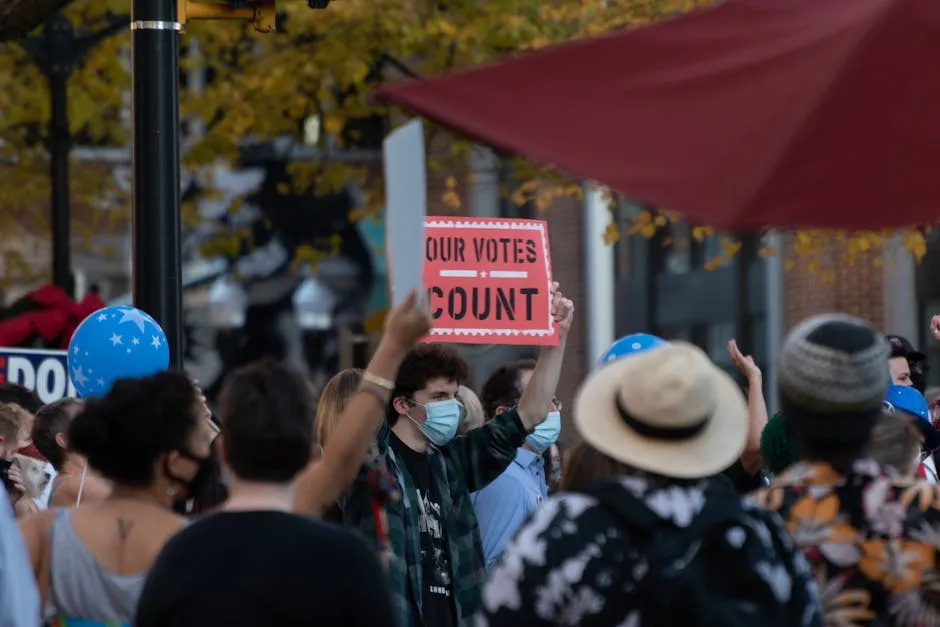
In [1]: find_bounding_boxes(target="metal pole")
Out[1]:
[21,16,127,300]
[45,15,74,297]
[130,0,184,368]
[583,184,615,366]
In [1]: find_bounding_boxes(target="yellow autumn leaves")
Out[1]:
[604,208,929,279]
[0,0,929,285]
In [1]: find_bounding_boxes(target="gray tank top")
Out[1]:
[48,509,148,624]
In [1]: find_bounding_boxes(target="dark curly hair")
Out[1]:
[387,344,470,425]
[0,383,42,413]
[33,398,83,471]
[480,359,536,420]
[68,371,200,486]
[218,359,315,483]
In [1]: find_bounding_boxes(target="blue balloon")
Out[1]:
[67,306,170,398]
[596,333,668,369]
[884,384,940,452]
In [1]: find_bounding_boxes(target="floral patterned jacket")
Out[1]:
[751,459,940,627]
[478,474,822,626]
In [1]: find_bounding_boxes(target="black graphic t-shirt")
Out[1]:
[390,433,455,627]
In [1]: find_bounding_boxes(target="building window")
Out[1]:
[663,221,691,275]
[498,163,535,219]
[660,326,692,342]
[614,201,645,282]
[699,232,732,269]
[706,321,736,368]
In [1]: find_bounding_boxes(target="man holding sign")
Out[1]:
[341,283,574,627]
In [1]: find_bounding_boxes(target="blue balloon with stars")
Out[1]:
[596,333,668,369]
[67,306,170,398]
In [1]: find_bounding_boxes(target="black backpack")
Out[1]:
[581,481,800,627]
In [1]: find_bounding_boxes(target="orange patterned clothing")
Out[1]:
[751,460,940,627]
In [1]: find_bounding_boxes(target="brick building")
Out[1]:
[613,220,935,415]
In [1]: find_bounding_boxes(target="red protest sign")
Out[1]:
[422,218,557,345]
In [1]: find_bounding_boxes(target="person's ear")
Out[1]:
[494,406,509,418]
[163,449,193,485]
[55,432,67,450]
[392,396,411,416]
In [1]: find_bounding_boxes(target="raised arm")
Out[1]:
[293,291,431,517]
[517,283,574,431]
[728,339,767,474]
[447,285,574,491]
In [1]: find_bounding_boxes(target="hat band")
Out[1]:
[616,396,709,440]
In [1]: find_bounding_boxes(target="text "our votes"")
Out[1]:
[425,235,542,324]
[425,236,538,264]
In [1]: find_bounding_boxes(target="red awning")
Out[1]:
[376,0,940,231]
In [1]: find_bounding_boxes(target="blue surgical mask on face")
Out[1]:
[410,399,462,446]
[526,410,561,454]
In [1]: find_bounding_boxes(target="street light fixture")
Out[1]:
[19,12,128,297]
[205,276,248,329]
[292,275,335,331]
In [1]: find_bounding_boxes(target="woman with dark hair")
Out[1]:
[32,399,112,509]
[173,382,228,517]
[17,371,216,625]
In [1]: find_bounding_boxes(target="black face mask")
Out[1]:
[169,445,228,516]
[166,449,215,500]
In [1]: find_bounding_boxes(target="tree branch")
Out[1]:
[0,0,76,42]
[376,53,422,80]
[74,14,128,59]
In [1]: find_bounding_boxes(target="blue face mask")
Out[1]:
[526,410,561,454]
[411,399,461,446]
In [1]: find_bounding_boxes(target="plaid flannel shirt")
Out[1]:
[342,409,528,627]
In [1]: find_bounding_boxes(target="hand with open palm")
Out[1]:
[727,339,761,383]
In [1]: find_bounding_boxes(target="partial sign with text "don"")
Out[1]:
[422,218,557,345]
[0,348,76,404]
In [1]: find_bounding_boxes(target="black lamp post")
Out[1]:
[19,12,126,298]
[130,0,184,367]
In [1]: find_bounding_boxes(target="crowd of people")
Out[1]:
[1,283,940,626]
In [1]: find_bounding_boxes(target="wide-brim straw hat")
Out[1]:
[575,341,748,479]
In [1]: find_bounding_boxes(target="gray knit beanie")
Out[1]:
[778,313,890,442]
